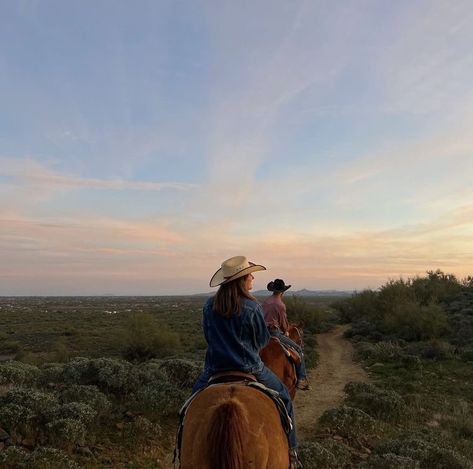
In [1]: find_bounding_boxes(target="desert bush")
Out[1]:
[159,358,201,389]
[460,348,473,362]
[375,437,473,469]
[355,341,405,364]
[405,340,455,360]
[285,296,324,333]
[121,312,180,361]
[134,360,168,386]
[0,387,58,417]
[360,453,420,469]
[0,388,58,441]
[46,418,87,448]
[0,403,35,439]
[28,446,80,468]
[344,320,383,341]
[383,301,448,341]
[123,415,162,448]
[412,270,463,305]
[297,441,340,468]
[333,289,378,324]
[344,381,406,422]
[318,406,376,438]
[89,358,136,395]
[298,440,351,468]
[46,402,97,425]
[59,384,111,414]
[39,363,65,385]
[0,361,40,386]
[135,381,186,418]
[62,357,91,384]
[1,340,21,353]
[0,445,29,466]
[62,357,136,395]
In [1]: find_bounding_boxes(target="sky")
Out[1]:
[1,0,473,295]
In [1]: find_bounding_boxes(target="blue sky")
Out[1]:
[1,0,473,294]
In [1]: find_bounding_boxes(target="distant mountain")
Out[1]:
[253,289,353,297]
[193,289,353,298]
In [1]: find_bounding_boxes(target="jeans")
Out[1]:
[192,365,298,449]
[269,329,307,380]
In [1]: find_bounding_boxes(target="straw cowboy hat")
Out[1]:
[209,256,266,287]
[267,278,291,292]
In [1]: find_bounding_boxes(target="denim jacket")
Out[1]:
[201,296,270,374]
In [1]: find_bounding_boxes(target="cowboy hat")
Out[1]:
[209,256,266,287]
[267,278,291,292]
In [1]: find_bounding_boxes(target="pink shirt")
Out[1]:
[262,294,289,333]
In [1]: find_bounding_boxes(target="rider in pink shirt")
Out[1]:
[262,278,310,391]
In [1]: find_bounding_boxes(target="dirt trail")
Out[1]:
[294,324,369,439]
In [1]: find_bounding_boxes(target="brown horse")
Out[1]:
[180,383,289,469]
[260,325,303,400]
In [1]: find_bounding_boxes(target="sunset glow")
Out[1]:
[1,1,473,295]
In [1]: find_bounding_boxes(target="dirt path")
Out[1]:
[294,324,370,439]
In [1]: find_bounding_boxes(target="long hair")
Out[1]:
[213,275,256,318]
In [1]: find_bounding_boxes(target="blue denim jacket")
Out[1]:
[201,296,270,374]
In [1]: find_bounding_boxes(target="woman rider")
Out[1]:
[192,256,302,468]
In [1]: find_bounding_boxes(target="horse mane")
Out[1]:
[207,396,249,469]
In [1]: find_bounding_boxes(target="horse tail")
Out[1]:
[207,396,249,469]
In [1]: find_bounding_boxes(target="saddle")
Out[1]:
[208,370,257,384]
[173,373,293,468]
[273,338,302,365]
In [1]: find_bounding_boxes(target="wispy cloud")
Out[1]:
[0,157,198,192]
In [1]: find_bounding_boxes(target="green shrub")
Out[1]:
[0,361,40,386]
[298,440,351,468]
[28,447,80,468]
[159,358,201,389]
[59,384,111,414]
[0,388,58,417]
[405,340,455,360]
[0,403,35,439]
[46,418,87,448]
[124,415,162,448]
[376,437,473,469]
[1,340,21,353]
[121,312,180,361]
[39,363,65,385]
[344,381,407,422]
[0,445,29,466]
[285,296,324,333]
[0,388,58,441]
[135,381,186,418]
[62,357,136,395]
[134,360,167,386]
[318,406,376,438]
[355,341,406,364]
[383,301,448,341]
[46,402,97,425]
[360,453,420,469]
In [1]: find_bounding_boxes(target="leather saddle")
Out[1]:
[273,337,301,365]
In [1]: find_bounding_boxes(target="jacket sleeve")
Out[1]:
[252,304,270,350]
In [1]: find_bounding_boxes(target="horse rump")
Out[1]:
[207,397,249,469]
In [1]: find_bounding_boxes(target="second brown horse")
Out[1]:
[260,325,303,400]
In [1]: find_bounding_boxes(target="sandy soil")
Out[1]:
[294,324,370,440]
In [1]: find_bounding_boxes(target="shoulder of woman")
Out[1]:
[204,296,214,310]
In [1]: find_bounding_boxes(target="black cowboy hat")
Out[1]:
[267,279,291,292]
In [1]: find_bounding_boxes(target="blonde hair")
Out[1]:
[213,275,256,318]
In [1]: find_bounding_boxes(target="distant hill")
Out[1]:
[194,289,353,297]
[253,289,353,297]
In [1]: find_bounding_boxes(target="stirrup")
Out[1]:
[289,449,303,469]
